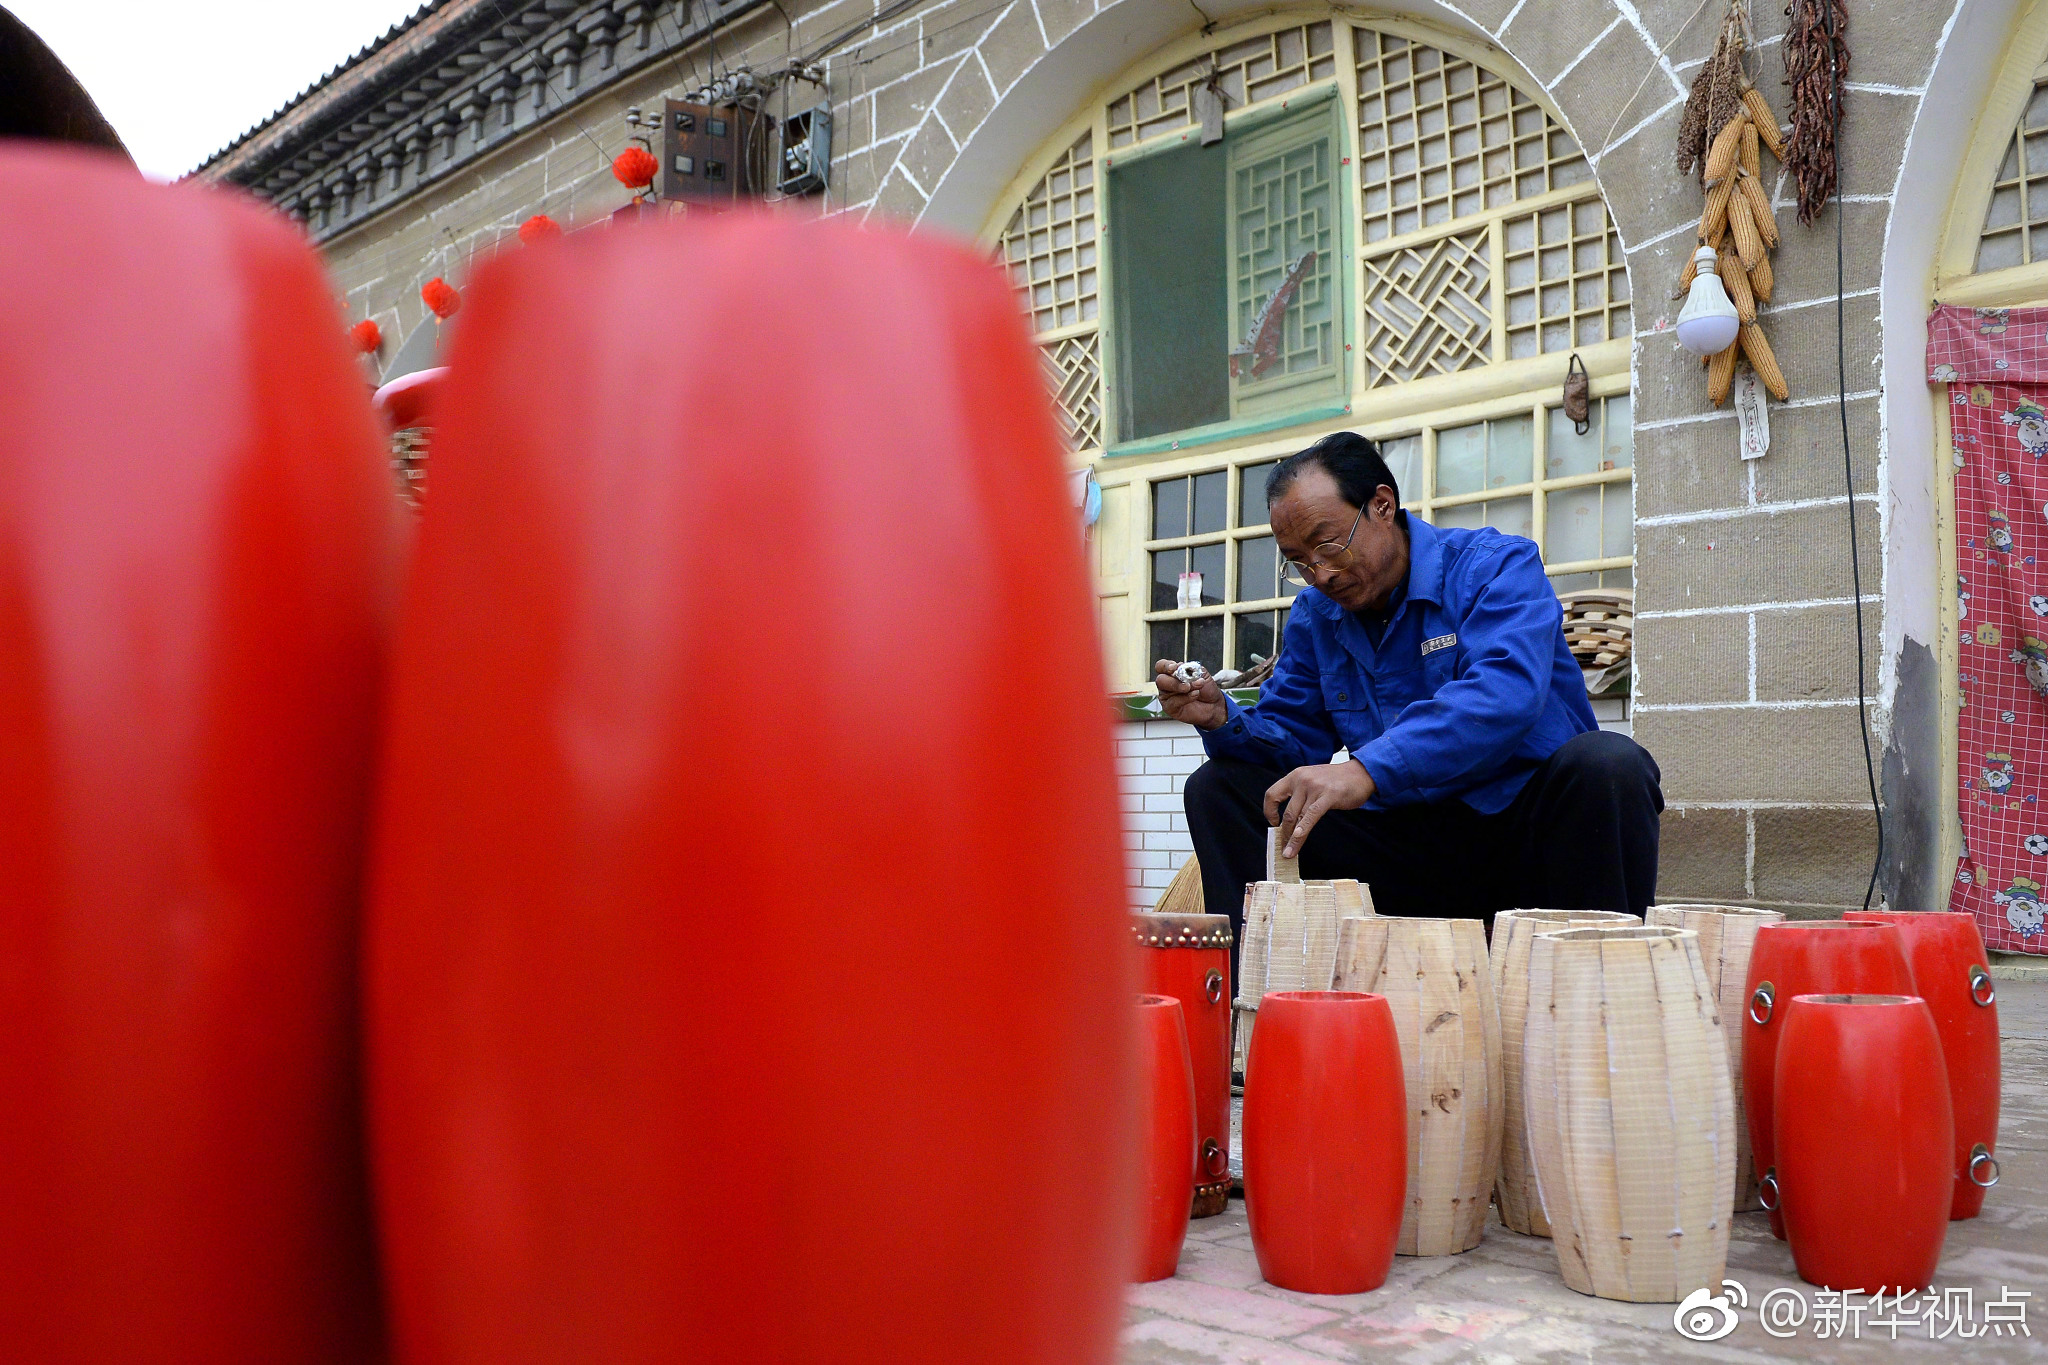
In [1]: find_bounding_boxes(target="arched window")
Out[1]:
[986,13,1633,688]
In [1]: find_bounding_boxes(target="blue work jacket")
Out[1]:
[1202,514,1597,813]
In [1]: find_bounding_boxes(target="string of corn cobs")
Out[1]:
[1674,5,1790,405]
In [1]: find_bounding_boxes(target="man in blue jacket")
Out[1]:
[1157,432,1662,939]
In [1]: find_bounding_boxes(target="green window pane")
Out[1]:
[1238,535,1279,602]
[1546,485,1601,563]
[1487,494,1533,540]
[1193,470,1228,534]
[1601,481,1633,560]
[1547,405,1603,478]
[1238,460,1281,526]
[1603,395,1633,470]
[1153,477,1188,539]
[1380,434,1421,502]
[1190,542,1227,605]
[1188,614,1225,673]
[1600,566,1634,590]
[1152,548,1185,611]
[1488,414,1534,489]
[1151,619,1187,668]
[1235,610,1278,670]
[1437,421,1485,496]
[1109,139,1231,442]
[1549,570,1599,593]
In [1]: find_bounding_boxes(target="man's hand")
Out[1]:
[1154,659,1228,731]
[1265,761,1376,859]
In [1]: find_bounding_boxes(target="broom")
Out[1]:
[1152,855,1204,916]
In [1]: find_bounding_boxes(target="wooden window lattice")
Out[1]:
[1354,28,1591,245]
[1234,125,1337,383]
[995,18,1634,447]
[1001,131,1097,334]
[1107,22,1338,149]
[1358,227,1492,384]
[1502,198,1632,357]
[1041,332,1103,451]
[1977,64,2048,272]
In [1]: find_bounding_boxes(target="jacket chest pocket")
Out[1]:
[1320,665,1372,715]
[1423,648,1457,693]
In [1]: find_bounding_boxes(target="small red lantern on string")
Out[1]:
[611,146,658,190]
[518,214,563,245]
[349,319,382,354]
[421,277,462,320]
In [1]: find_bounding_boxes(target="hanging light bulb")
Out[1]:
[1675,245,1741,356]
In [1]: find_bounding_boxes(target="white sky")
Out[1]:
[11,1,434,180]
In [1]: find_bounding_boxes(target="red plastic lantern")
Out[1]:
[1741,921,1915,1239]
[518,214,562,245]
[1773,994,1953,1293]
[0,144,393,1363]
[610,146,658,189]
[1133,995,1195,1283]
[1846,911,2001,1217]
[1243,992,1406,1295]
[366,214,1131,1362]
[350,318,382,353]
[421,276,461,319]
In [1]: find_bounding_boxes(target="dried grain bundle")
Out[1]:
[1784,0,1849,224]
[1719,242,1758,323]
[1749,249,1775,302]
[1729,189,1765,269]
[1709,339,1739,405]
[1741,321,1789,399]
[1739,171,1779,247]
[1676,11,1749,182]
[1744,87,1788,158]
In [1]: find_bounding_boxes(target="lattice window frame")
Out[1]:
[979,11,1638,684]
[1975,59,2048,274]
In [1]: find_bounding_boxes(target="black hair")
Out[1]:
[1265,431,1397,511]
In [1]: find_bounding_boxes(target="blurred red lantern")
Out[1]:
[421,277,461,320]
[349,318,382,353]
[611,146,657,189]
[518,215,563,245]
[365,214,1131,1363]
[0,142,393,1364]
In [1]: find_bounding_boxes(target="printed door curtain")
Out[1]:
[1930,303,2048,953]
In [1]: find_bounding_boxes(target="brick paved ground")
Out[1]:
[1122,980,2047,1363]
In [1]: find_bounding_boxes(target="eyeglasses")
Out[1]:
[1281,504,1367,587]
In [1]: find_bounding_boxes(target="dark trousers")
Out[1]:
[1185,730,1663,968]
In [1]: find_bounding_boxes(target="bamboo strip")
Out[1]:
[1646,905,1784,1209]
[1488,909,1641,1237]
[1334,916,1501,1255]
[1522,925,1735,1303]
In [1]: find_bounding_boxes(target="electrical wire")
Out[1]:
[1819,1,1883,909]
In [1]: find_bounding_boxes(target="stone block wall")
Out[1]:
[297,0,1974,920]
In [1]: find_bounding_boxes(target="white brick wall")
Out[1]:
[1118,719,1203,912]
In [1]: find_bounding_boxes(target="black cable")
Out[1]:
[1819,1,1883,909]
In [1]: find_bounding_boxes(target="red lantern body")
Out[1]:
[1774,995,1953,1293]
[1741,921,1915,1238]
[0,146,393,1362]
[1242,992,1406,1294]
[1134,995,1196,1283]
[1131,913,1233,1216]
[366,215,1132,1363]
[1846,912,2001,1218]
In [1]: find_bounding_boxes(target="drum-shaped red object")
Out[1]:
[0,146,394,1361]
[1243,992,1406,1294]
[366,214,1132,1363]
[1773,995,1953,1293]
[1846,911,2001,1218]
[1131,913,1233,1216]
[1741,920,1914,1239]
[1134,995,1196,1283]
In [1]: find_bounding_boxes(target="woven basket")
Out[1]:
[1646,904,1785,1211]
[1232,878,1371,1072]
[1333,915,1502,1256]
[1523,924,1735,1302]
[1487,909,1642,1237]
